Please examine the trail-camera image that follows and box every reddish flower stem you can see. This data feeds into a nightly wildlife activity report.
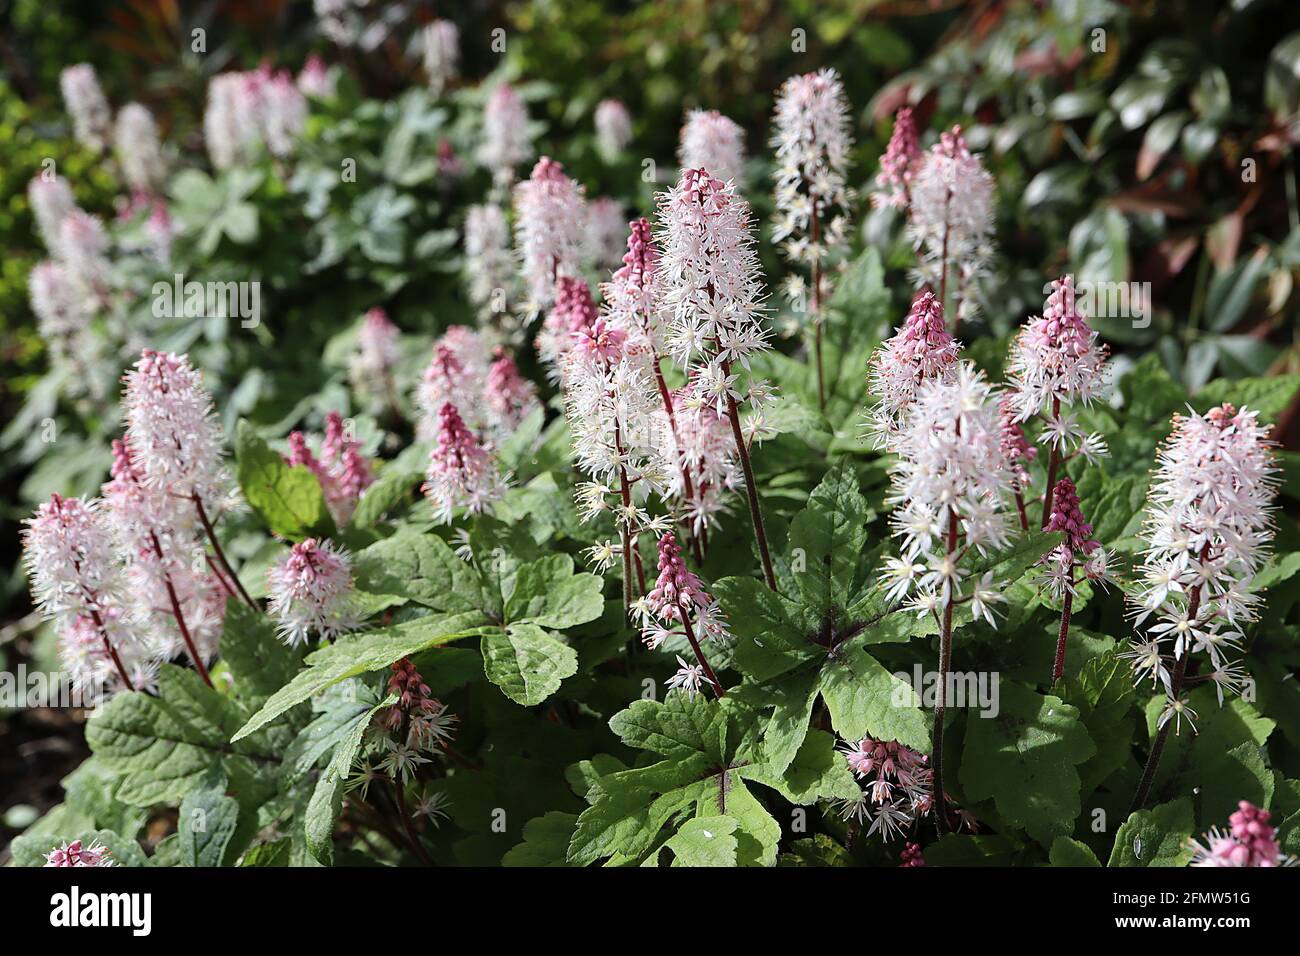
[192,493,257,611]
[675,595,725,698]
[721,360,777,591]
[933,509,960,836]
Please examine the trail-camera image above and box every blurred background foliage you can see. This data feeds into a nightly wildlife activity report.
[1,0,1299,666]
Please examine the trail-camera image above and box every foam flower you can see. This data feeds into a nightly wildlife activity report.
[906,126,995,327]
[513,157,588,314]
[478,84,532,185]
[422,403,506,523]
[421,19,459,95]
[678,109,745,185]
[595,98,633,161]
[871,106,922,210]
[114,103,167,194]
[1190,801,1294,867]
[60,64,112,153]
[866,290,961,449]
[267,538,358,646]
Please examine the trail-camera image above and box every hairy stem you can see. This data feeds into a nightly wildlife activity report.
[193,493,257,611]
[1129,559,1207,815]
[933,509,960,835]
[721,362,777,591]
[676,596,725,698]
[1052,587,1074,684]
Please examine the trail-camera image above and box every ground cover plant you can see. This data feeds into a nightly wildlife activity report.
[3,0,1300,870]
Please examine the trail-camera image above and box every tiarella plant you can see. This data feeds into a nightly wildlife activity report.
[6,12,1300,875]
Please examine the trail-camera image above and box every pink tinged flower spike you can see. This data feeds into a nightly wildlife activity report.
[899,843,926,867]
[656,167,777,588]
[421,19,459,95]
[538,276,600,376]
[871,107,922,210]
[422,402,506,524]
[1190,801,1295,867]
[59,210,111,296]
[380,658,459,765]
[122,349,253,611]
[418,326,492,436]
[204,72,262,170]
[1007,276,1111,491]
[114,103,167,194]
[122,350,234,508]
[349,307,401,411]
[267,538,358,646]
[44,839,115,868]
[586,196,629,270]
[602,217,663,347]
[485,349,541,438]
[769,67,856,267]
[513,157,588,315]
[28,175,76,255]
[478,84,533,184]
[1125,404,1278,813]
[23,494,145,695]
[60,64,111,153]
[678,109,746,186]
[866,290,961,450]
[297,55,336,98]
[883,362,1015,835]
[464,203,515,320]
[640,532,727,697]
[29,261,95,377]
[906,126,996,328]
[321,411,374,523]
[257,68,308,159]
[594,98,633,162]
[836,735,933,841]
[1043,476,1107,682]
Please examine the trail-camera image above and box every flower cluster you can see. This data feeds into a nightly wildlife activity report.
[297,55,336,99]
[1006,275,1109,463]
[204,66,307,170]
[770,68,855,293]
[871,107,921,209]
[113,103,167,194]
[372,657,458,783]
[284,412,375,526]
[906,126,995,326]
[267,538,358,647]
[422,402,507,523]
[1190,801,1294,867]
[837,736,933,840]
[421,20,459,95]
[60,64,111,153]
[513,157,588,314]
[678,109,746,185]
[348,307,401,412]
[594,98,633,162]
[23,494,157,696]
[478,84,533,185]
[656,168,770,378]
[634,533,729,696]
[44,839,115,868]
[464,204,516,323]
[882,363,1014,623]
[123,350,236,510]
[1041,477,1109,600]
[1124,403,1277,720]
[866,290,961,449]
